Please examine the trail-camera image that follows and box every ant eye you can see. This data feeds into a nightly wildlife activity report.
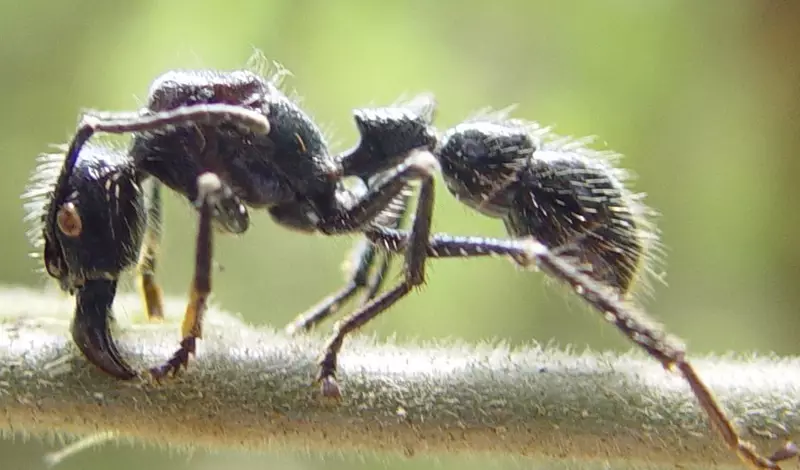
[56,202,82,237]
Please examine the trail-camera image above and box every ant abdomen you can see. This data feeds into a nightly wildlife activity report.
[435,120,535,218]
[437,118,652,295]
[509,160,645,293]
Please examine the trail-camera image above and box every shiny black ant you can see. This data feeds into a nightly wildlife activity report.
[23,54,794,469]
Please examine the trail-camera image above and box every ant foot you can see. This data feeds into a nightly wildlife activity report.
[149,337,196,380]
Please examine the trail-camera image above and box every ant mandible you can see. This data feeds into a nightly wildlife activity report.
[23,53,794,469]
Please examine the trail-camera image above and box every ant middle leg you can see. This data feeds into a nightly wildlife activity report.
[284,239,382,335]
[357,186,415,304]
[285,186,414,334]
[149,172,228,380]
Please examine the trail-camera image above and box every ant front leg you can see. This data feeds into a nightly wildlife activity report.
[136,179,165,321]
[364,228,798,469]
[52,104,271,207]
[285,185,414,335]
[313,153,438,398]
[149,172,227,380]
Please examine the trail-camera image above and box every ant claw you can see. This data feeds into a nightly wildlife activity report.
[769,441,799,463]
[149,337,196,381]
[318,375,342,400]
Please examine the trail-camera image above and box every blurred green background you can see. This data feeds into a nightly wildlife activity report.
[2,1,799,469]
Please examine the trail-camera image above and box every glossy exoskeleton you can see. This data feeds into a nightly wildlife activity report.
[23,56,794,469]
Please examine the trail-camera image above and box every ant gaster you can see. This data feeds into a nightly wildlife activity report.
[23,54,795,469]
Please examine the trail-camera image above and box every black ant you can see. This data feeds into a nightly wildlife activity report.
[23,54,794,469]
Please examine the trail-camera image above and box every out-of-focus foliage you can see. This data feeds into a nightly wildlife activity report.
[1,1,798,469]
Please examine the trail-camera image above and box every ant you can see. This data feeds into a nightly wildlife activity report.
[23,54,795,469]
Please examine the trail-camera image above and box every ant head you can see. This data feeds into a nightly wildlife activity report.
[24,141,146,293]
[436,119,537,216]
[146,69,270,112]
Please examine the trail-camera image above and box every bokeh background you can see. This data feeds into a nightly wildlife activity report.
[2,1,799,469]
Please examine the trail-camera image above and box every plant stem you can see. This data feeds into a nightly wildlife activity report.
[0,286,797,468]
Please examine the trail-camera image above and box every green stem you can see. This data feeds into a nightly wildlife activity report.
[0,286,797,468]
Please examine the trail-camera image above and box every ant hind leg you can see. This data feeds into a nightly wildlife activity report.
[363,228,797,469]
[315,160,436,398]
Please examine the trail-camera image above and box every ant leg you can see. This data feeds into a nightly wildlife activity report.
[136,179,165,321]
[285,239,380,335]
[131,179,242,324]
[210,193,250,235]
[358,186,415,304]
[50,104,269,225]
[520,240,794,470]
[285,186,414,334]
[315,163,437,398]
[363,229,797,469]
[84,104,270,135]
[357,244,392,304]
[149,172,226,380]
[316,151,436,234]
[365,228,530,260]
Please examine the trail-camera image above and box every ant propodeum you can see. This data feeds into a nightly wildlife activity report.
[23,53,794,469]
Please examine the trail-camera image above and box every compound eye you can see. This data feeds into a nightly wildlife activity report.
[56,202,82,237]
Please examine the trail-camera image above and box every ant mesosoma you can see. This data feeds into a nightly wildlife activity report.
[23,55,794,469]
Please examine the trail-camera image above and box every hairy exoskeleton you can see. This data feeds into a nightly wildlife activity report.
[289,114,799,468]
[23,57,795,469]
